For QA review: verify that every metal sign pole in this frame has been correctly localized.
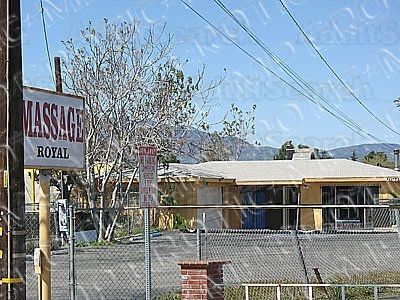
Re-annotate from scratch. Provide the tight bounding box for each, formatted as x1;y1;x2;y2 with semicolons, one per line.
138;146;157;300
395;209;400;241
68;205;76;300
144;208;151;300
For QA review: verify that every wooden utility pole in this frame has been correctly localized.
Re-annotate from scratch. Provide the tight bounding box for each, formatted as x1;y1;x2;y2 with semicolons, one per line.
0;0;9;297
54;57;68;200
0;0;26;299
54;57;62;93
54;56;68;248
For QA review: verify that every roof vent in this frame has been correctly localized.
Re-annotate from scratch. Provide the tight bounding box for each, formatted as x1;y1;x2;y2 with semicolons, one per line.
292;148;321;160
285;148;295;160
394;149;400;171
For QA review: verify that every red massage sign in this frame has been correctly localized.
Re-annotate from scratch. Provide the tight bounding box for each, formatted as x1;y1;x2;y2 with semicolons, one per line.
138;146;158;208
23;87;85;170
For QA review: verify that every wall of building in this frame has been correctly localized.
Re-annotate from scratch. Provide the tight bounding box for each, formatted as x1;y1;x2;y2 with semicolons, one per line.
163;179;400;230
223;185;241;229
380;181;400;200
163;180;235;229
300;183;322;230
168;181;198;228
300;180;400;230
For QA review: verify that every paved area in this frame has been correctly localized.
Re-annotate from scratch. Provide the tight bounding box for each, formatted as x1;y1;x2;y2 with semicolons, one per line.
26;230;400;299
27;232;197;300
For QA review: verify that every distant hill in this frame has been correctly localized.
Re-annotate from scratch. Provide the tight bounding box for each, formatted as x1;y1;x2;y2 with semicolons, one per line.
328;143;400;161
177;129;400;163
177;130;278;163
238;144;278;160
237;143;400;162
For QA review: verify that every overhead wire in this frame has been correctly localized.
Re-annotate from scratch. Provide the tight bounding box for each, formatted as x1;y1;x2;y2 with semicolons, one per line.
179;0;394;151
276;0;400;137
39;0;55;84
212;0;394;152
214;1;362;135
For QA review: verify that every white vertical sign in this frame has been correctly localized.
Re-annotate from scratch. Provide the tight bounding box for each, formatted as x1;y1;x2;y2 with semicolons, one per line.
57;199;68;232
139;146;158;208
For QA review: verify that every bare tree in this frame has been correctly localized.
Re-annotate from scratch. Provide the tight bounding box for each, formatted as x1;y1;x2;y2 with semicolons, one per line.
62;20;220;240
200;103;257;161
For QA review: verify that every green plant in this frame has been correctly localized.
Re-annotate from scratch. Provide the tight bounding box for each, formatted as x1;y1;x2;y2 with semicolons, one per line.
173;213;189;230
76;240;113;248
155;292;180;300
114;224;129;239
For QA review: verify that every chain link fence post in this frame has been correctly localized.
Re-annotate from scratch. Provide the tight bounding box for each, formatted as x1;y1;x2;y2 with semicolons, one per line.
202;212;207;259
395;209;400;241
144;208;151;300
196;228;201;260
68;205;76;300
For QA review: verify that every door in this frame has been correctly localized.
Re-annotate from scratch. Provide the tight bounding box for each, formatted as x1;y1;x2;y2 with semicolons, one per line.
254;191;266;228
197;187;222;228
265;186;283;229
283;187;299;229
242;190;253;229
322;186;335;230
242;189;266;229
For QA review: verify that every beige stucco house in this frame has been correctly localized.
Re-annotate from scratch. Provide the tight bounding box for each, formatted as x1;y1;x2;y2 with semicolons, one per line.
157;159;400;230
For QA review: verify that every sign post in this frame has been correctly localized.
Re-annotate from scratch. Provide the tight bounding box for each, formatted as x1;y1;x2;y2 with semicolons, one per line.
22;86;84;300
138;146;158;300
38;171;51;300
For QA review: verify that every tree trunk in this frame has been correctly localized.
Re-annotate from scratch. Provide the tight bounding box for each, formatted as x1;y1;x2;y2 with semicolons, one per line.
106;210;120;242
98;193;106;241
105;178;121;241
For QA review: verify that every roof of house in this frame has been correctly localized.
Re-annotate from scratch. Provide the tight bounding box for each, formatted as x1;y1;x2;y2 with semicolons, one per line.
165;159;400;185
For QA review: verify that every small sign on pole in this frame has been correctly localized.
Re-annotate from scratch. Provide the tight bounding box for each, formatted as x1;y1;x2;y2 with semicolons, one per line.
57;199;68;233
138;146;158;208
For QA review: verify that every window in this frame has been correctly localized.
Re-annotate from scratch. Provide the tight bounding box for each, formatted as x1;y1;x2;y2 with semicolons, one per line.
336;186;362;221
322;186;379;229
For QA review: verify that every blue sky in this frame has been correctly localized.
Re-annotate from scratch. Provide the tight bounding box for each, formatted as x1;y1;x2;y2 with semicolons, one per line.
21;0;400;149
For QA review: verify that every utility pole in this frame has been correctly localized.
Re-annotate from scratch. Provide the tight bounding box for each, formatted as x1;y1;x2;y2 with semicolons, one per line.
54;57;67;247
0;0;9;297
54;57;68;199
0;0;26;299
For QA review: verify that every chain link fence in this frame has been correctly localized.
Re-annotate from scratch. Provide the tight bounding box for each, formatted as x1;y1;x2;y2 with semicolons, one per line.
25;202;69;300
26;206;199;299
25;205;400;299
201;207;400;299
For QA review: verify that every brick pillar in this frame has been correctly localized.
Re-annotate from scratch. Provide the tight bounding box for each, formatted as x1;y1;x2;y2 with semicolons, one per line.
178;260;231;300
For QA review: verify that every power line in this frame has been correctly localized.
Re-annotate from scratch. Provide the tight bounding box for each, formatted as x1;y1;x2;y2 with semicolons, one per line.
179;0;394;151
213;0;395;152
277;0;400;137
39;0;55;84
213;0;396;152
213;0;365;140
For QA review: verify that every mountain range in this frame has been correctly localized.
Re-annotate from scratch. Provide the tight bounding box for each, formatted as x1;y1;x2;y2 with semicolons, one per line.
237;142;400;161
178;133;400;163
